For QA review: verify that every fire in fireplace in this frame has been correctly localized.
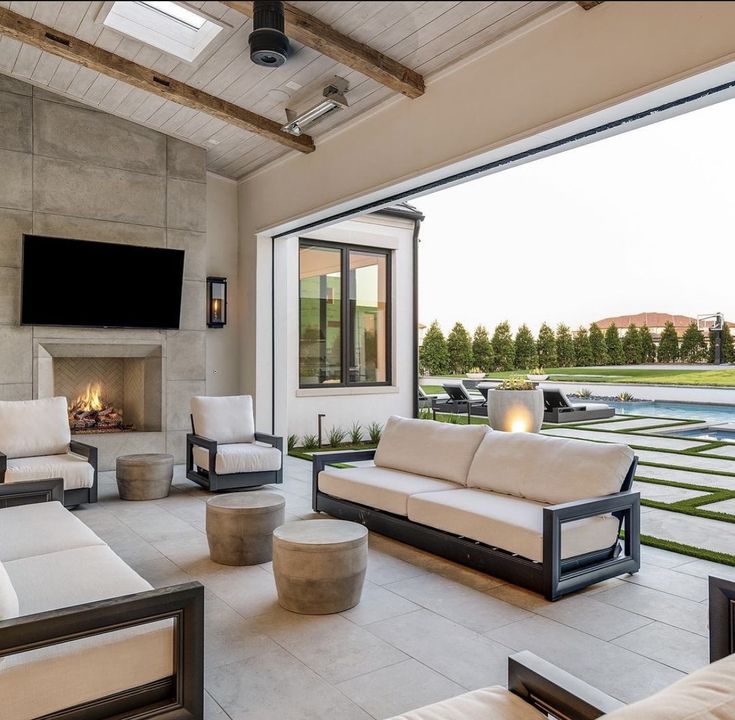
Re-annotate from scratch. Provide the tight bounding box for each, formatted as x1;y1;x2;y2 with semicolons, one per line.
68;383;132;433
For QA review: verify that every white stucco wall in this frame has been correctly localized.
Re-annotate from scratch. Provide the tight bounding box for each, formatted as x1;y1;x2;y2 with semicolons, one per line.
238;1;735;428
275;213;416;439
205;173;240;396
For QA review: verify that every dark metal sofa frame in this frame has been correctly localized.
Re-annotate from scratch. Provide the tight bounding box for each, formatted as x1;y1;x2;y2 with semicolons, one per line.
186;415;283;491
508;573;735;718
0;479;204;720
0;439;98;507
312;451;640;601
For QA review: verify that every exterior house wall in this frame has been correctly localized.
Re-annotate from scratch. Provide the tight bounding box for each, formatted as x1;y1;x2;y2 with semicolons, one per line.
237;1;735;429
278;214;416;440
0;76;239;468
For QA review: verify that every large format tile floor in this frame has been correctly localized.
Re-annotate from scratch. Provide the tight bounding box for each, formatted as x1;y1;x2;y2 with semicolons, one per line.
71;457;730;719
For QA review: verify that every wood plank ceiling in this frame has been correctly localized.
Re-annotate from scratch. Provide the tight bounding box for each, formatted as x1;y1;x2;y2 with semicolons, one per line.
0;1;562;179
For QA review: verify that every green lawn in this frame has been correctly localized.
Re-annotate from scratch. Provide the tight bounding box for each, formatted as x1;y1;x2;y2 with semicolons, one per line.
423;366;735;390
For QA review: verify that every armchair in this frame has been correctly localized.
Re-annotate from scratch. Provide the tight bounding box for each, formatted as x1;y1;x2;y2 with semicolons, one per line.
0;397;97;507
186;395;283;491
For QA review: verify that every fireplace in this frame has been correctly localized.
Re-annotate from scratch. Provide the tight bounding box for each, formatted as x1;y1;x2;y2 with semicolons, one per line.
36;343;163;434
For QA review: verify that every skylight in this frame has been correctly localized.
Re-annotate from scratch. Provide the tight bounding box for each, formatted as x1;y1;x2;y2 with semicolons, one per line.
100;1;223;63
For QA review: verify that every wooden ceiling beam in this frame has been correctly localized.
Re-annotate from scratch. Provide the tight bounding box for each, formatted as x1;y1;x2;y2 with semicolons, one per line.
0;7;315;153
576;1;604;9
223;1;425;99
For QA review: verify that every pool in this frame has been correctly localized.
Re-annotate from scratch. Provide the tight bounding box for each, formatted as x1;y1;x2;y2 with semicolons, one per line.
669;427;735;442
606;400;735;424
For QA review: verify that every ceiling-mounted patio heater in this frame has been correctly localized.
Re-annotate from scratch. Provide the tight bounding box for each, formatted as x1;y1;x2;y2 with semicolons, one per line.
249;0;290;67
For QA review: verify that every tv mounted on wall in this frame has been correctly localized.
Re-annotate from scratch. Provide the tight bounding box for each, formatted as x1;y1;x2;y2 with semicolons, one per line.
21;235;185;329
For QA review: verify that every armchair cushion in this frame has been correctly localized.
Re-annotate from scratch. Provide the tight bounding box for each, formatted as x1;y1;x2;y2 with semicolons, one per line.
603;652;735;720
386;686;545;720
4;453;95;490
191;395;255;444
0;560;19;621
192;442;281;475
467;431;634;505
374;416;488;485
0;397;70;459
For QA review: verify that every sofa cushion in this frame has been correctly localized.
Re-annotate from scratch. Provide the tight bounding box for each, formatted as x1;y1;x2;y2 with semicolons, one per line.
386;686;545;720
467;431;634;505
192;394;255;444
374;416;488;485
0;397;70;459
2;545;173;720
603;652;735;720
0;500;105;563
0;560;19;621
319;466;463;517
407;488;620;563
4;452;95;490
193;442;281;475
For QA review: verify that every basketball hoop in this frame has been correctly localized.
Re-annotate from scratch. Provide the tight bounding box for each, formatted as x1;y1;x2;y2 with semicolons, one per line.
698;313;724;331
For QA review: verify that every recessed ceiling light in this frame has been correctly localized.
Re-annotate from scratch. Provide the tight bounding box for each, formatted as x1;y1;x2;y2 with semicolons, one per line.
285;81;302;91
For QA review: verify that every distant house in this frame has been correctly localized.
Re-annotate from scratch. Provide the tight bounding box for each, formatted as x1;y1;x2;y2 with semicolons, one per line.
593;313;731;340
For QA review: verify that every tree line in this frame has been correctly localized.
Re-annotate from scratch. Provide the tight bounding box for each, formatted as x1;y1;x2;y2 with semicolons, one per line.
419;319;734;375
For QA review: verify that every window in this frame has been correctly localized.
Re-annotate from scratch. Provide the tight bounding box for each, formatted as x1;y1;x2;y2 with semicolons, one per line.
299;241;391;388
100;2;223;63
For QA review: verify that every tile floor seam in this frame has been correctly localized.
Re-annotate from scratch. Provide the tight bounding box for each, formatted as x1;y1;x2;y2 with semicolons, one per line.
205;690;234;720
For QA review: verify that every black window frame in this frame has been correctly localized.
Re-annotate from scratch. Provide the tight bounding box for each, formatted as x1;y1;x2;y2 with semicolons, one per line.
298;238;393;389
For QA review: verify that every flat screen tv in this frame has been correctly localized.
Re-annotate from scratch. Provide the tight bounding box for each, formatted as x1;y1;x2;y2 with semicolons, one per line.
21;235;185;329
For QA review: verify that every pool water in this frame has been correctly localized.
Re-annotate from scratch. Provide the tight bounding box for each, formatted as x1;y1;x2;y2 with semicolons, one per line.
671;427;735;442
607;401;735;424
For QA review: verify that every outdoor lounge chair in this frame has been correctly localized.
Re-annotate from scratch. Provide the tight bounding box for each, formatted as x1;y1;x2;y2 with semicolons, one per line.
418;385;448;410
434;381;486;420
543;388;614;424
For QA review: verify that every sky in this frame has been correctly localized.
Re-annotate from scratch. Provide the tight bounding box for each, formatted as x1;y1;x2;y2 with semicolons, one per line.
412;94;735;336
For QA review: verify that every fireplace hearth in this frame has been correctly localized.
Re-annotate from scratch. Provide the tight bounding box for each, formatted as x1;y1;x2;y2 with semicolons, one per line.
68;383;133;433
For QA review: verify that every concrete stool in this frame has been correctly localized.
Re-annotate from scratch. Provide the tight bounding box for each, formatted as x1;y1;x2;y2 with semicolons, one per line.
116;453;174;500
273;519;368;614
206;491;285;566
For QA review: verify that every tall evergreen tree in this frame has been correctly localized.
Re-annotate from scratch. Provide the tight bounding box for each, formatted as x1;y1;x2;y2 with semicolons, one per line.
657;321;680;363
708;324;735;364
491;321;516;371
604;323;625;365
588;323;608;366
536;322;557;368
680;321;707;363
446;322;473;374
622;324;643;364
514;324;538;370
471;325;494;373
573;327;592;366
555;323;576;367
419;320;449;374
640;325;656;363
722;323;735;364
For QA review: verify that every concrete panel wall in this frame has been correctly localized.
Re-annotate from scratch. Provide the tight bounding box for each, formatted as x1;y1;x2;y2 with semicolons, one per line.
0;77;239;468
238;1;735;425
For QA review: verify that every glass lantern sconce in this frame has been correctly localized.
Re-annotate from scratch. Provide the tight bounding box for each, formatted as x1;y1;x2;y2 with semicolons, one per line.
207;276;227;328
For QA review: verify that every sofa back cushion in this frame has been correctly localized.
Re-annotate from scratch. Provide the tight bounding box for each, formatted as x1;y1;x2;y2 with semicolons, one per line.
602;653;735;720
374;416;488;485
0;397;70;459
0;561;19;621
467;431;634;504
191;395;255;444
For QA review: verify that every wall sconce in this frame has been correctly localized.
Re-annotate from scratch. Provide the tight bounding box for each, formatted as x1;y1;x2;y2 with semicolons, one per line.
207;276;227;328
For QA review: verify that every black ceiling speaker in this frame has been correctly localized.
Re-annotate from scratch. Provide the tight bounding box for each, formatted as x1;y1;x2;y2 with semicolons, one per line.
249;1;290;67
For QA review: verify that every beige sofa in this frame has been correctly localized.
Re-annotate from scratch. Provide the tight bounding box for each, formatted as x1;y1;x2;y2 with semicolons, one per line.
0;480;203;719
313;416;640;600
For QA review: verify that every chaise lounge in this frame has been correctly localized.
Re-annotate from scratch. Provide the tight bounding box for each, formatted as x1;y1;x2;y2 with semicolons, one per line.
313;416;639;600
543;388;615;424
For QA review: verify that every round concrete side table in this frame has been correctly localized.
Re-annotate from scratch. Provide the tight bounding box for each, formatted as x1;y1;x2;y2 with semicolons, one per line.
206;491;285;566
273;519;368;615
116;453;174;501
